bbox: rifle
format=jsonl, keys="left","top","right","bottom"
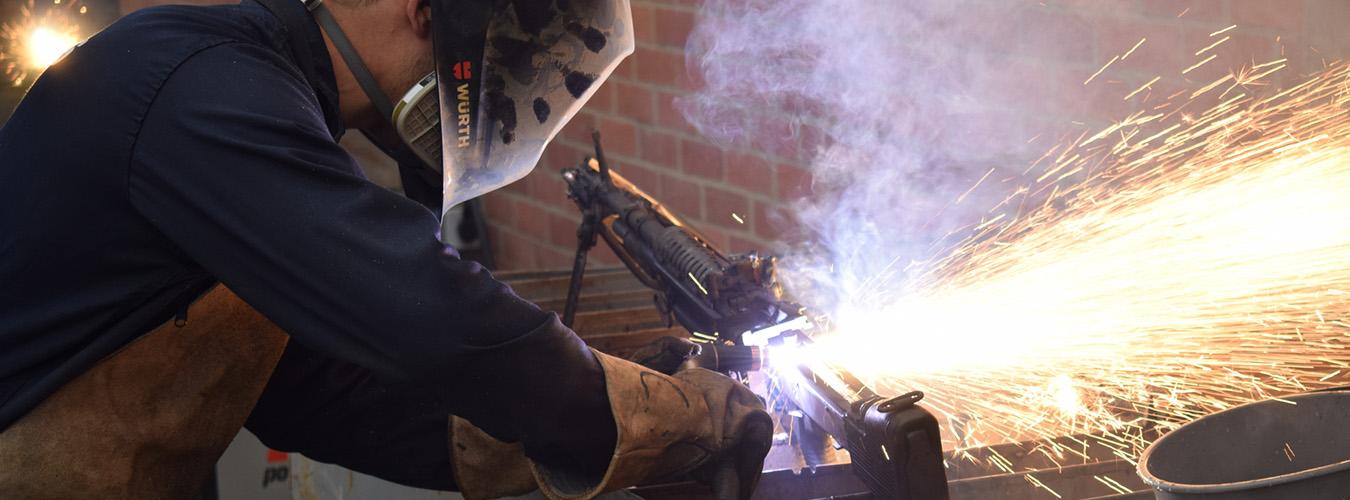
{"left": 559, "top": 132, "right": 950, "bottom": 499}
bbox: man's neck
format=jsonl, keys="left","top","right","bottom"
{"left": 315, "top": 7, "right": 381, "bottom": 129}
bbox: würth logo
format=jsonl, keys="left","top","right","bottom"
{"left": 455, "top": 83, "right": 472, "bottom": 148}
{"left": 452, "top": 61, "right": 472, "bottom": 80}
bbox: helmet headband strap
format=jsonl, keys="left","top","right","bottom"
{"left": 311, "top": 2, "right": 397, "bottom": 122}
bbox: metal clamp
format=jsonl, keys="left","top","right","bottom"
{"left": 877, "top": 391, "right": 924, "bottom": 413}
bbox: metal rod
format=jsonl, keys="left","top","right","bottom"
{"left": 562, "top": 215, "right": 598, "bottom": 328}
{"left": 592, "top": 130, "right": 612, "bottom": 184}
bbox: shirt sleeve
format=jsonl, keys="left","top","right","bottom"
{"left": 127, "top": 42, "right": 615, "bottom": 474}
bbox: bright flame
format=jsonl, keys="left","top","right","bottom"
{"left": 25, "top": 26, "right": 76, "bottom": 69}
{"left": 795, "top": 60, "right": 1350, "bottom": 462}
{"left": 1047, "top": 375, "right": 1082, "bottom": 417}
{"left": 1, "top": 0, "right": 85, "bottom": 87}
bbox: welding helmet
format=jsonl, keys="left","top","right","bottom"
{"left": 425, "top": 0, "right": 634, "bottom": 213}
{"left": 310, "top": 0, "right": 632, "bottom": 223}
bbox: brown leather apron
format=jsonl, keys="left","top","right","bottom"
{"left": 0, "top": 286, "right": 289, "bottom": 500}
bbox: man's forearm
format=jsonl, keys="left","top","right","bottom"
{"left": 246, "top": 341, "right": 457, "bottom": 490}
{"left": 447, "top": 314, "right": 617, "bottom": 481}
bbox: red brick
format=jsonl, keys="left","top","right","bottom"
{"left": 587, "top": 81, "right": 616, "bottom": 113}
{"left": 1017, "top": 8, "right": 1095, "bottom": 64}
{"left": 660, "top": 173, "right": 703, "bottom": 220}
{"left": 753, "top": 201, "right": 788, "bottom": 240}
{"left": 702, "top": 185, "right": 751, "bottom": 226}
{"left": 1056, "top": 76, "right": 1135, "bottom": 126}
{"left": 724, "top": 151, "right": 775, "bottom": 194}
{"left": 983, "top": 58, "right": 1053, "bottom": 114}
{"left": 614, "top": 82, "right": 655, "bottom": 124}
{"left": 519, "top": 169, "right": 556, "bottom": 208}
{"left": 542, "top": 142, "right": 568, "bottom": 169}
{"left": 777, "top": 163, "right": 813, "bottom": 200}
{"left": 613, "top": 162, "right": 662, "bottom": 193}
{"left": 544, "top": 141, "right": 587, "bottom": 170}
{"left": 1277, "top": 38, "right": 1313, "bottom": 84}
{"left": 681, "top": 139, "right": 724, "bottom": 180}
{"left": 655, "top": 91, "right": 695, "bottom": 133}
{"left": 481, "top": 192, "right": 517, "bottom": 227}
{"left": 559, "top": 111, "right": 600, "bottom": 144}
{"left": 536, "top": 246, "right": 574, "bottom": 270}
{"left": 780, "top": 93, "right": 830, "bottom": 122}
{"left": 614, "top": 58, "right": 638, "bottom": 80}
{"left": 597, "top": 118, "right": 639, "bottom": 158}
{"left": 630, "top": 4, "right": 656, "bottom": 42}
{"left": 680, "top": 105, "right": 747, "bottom": 145}
{"left": 639, "top": 129, "right": 679, "bottom": 166}
{"left": 502, "top": 173, "right": 533, "bottom": 196}
{"left": 695, "top": 225, "right": 733, "bottom": 251}
{"left": 944, "top": 5, "right": 1019, "bottom": 56}
{"left": 485, "top": 225, "right": 505, "bottom": 251}
{"left": 636, "top": 47, "right": 687, "bottom": 88}
{"left": 1180, "top": 32, "right": 1287, "bottom": 84}
{"left": 729, "top": 235, "right": 766, "bottom": 255}
{"left": 1041, "top": 0, "right": 1141, "bottom": 14}
{"left": 795, "top": 125, "right": 831, "bottom": 164}
{"left": 651, "top": 7, "right": 696, "bottom": 48}
{"left": 658, "top": 0, "right": 702, "bottom": 8}
{"left": 591, "top": 243, "right": 620, "bottom": 265}
{"left": 496, "top": 230, "right": 537, "bottom": 270}
{"left": 1091, "top": 16, "right": 1188, "bottom": 77}
{"left": 514, "top": 200, "right": 552, "bottom": 238}
{"left": 529, "top": 172, "right": 573, "bottom": 212}
{"left": 1232, "top": 1, "right": 1303, "bottom": 32}
{"left": 942, "top": 110, "right": 1041, "bottom": 161}
{"left": 1141, "top": 0, "right": 1225, "bottom": 21}
{"left": 747, "top": 118, "right": 799, "bottom": 163}
{"left": 548, "top": 211, "right": 581, "bottom": 249}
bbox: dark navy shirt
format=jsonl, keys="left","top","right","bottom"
{"left": 0, "top": 0, "right": 558, "bottom": 431}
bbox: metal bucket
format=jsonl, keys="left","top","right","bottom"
{"left": 1137, "top": 391, "right": 1350, "bottom": 499}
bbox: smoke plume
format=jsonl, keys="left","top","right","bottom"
{"left": 680, "top": 0, "right": 1060, "bottom": 313}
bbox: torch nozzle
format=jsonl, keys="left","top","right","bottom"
{"left": 684, "top": 343, "right": 762, "bottom": 373}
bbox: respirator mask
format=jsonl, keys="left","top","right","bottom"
{"left": 309, "top": 0, "right": 634, "bottom": 236}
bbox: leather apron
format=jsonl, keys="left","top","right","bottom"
{"left": 0, "top": 286, "right": 289, "bottom": 500}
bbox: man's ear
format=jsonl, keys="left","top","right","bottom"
{"left": 406, "top": 0, "right": 432, "bottom": 38}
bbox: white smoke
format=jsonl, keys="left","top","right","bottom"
{"left": 681, "top": 0, "right": 1063, "bottom": 313}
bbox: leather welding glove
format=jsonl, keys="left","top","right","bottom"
{"left": 626, "top": 335, "right": 702, "bottom": 375}
{"left": 449, "top": 415, "right": 538, "bottom": 499}
{"left": 450, "top": 347, "right": 772, "bottom": 500}
{"left": 531, "top": 350, "right": 774, "bottom": 500}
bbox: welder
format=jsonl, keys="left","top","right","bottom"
{"left": 0, "top": 0, "right": 771, "bottom": 499}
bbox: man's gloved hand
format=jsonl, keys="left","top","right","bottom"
{"left": 627, "top": 335, "right": 701, "bottom": 375}
{"left": 670, "top": 366, "right": 775, "bottom": 500}
{"left": 527, "top": 338, "right": 772, "bottom": 499}
{"left": 628, "top": 336, "right": 772, "bottom": 497}
{"left": 627, "top": 336, "right": 773, "bottom": 497}
{"left": 450, "top": 335, "right": 772, "bottom": 500}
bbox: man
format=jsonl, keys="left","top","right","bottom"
{"left": 0, "top": 0, "right": 772, "bottom": 498}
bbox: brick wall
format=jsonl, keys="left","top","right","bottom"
{"left": 487, "top": 0, "right": 789, "bottom": 270}
{"left": 485, "top": 0, "right": 1350, "bottom": 270}
{"left": 110, "top": 0, "right": 1350, "bottom": 271}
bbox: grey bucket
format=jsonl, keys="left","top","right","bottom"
{"left": 1137, "top": 390, "right": 1350, "bottom": 499}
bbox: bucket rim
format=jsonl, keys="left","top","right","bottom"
{"left": 1137, "top": 391, "right": 1350, "bottom": 493}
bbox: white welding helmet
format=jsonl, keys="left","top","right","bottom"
{"left": 397, "top": 0, "right": 633, "bottom": 218}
